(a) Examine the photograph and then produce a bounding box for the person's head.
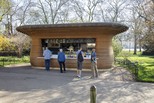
[79,47,82,50]
[59,48,63,52]
[92,48,95,52]
[46,47,48,50]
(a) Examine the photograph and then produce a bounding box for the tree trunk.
[139,39,142,52]
[18,46,23,58]
[134,35,137,55]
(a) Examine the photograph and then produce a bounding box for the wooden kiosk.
[16,22,128,69]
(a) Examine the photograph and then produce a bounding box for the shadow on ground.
[0,66,154,103]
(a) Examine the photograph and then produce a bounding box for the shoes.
[90,76,99,79]
[90,76,94,79]
[60,71,66,73]
[76,75,81,78]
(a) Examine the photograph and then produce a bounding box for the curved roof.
[16,22,128,35]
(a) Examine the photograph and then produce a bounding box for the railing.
[0,57,29,67]
[115,58,139,80]
[0,57,17,66]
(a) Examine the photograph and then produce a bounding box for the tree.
[35,0,70,24]
[0,0,12,22]
[98,0,129,52]
[134,0,154,54]
[112,38,123,58]
[1,0,33,57]
[0,35,14,51]
[98,0,128,22]
[130,8,143,54]
[14,0,34,26]
[1,0,34,36]
[11,33,31,58]
[71,0,102,22]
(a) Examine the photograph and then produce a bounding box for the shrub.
[112,39,123,57]
[0,35,15,51]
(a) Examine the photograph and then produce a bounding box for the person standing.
[43,47,52,71]
[58,48,66,73]
[91,48,98,78]
[76,47,84,78]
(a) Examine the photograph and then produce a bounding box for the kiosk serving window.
[41,38,96,55]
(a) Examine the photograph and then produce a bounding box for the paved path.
[0,66,153,103]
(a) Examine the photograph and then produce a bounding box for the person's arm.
[57,52,59,61]
[91,52,94,61]
[81,51,84,58]
[94,52,97,63]
[63,53,66,61]
[43,51,45,57]
[76,51,79,59]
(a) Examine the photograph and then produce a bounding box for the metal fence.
[0,57,17,66]
[0,56,29,67]
[115,58,140,80]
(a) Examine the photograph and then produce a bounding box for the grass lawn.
[0,56,30,67]
[129,56,154,82]
[117,51,154,82]
[116,51,154,82]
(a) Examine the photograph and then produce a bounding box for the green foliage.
[116,51,154,82]
[142,33,154,55]
[0,0,12,22]
[0,35,15,51]
[128,56,154,82]
[112,39,123,57]
[119,51,132,60]
[0,56,30,67]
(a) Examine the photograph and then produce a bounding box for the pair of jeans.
[45,59,50,71]
[59,62,66,73]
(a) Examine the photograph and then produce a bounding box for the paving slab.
[0,66,153,103]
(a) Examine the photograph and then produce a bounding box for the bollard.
[90,85,97,103]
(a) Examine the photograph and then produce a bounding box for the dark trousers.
[59,62,66,73]
[77,61,83,70]
[45,59,50,71]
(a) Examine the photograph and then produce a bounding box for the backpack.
[78,51,84,62]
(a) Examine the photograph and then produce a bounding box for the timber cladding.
[16,22,128,69]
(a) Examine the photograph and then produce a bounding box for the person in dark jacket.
[58,49,66,73]
[76,47,84,78]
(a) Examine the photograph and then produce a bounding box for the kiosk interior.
[42,38,96,59]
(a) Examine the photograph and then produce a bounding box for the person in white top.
[43,47,52,71]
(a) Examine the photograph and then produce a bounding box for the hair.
[59,48,63,52]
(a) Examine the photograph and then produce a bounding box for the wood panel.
[29,33,115,69]
[16,23,128,69]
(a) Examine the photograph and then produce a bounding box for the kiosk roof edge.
[16,22,128,35]
[17,22,128,28]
